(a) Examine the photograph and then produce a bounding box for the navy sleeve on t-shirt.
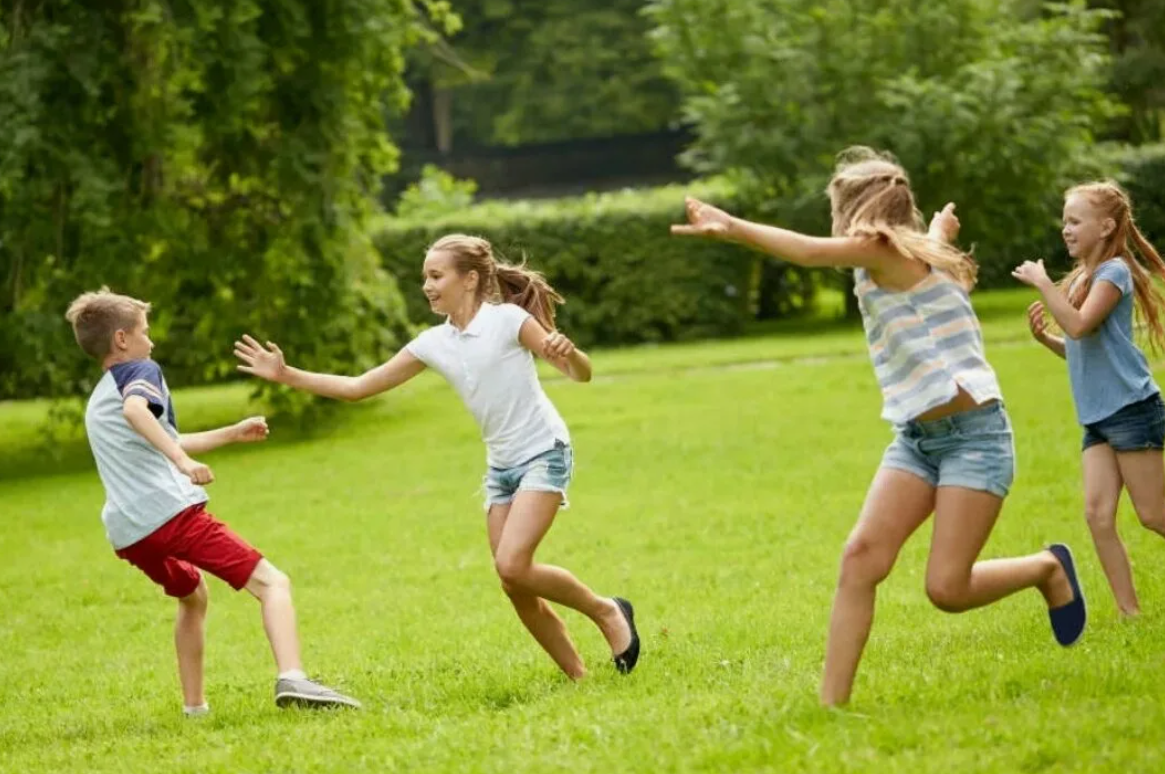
[110,359,176,427]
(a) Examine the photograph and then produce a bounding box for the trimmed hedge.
[372,180,818,347]
[372,145,1165,347]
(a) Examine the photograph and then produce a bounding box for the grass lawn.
[2,287,1163,773]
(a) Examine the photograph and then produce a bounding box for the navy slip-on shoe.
[612,597,641,675]
[1047,543,1087,647]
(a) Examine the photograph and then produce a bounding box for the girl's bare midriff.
[916,386,997,421]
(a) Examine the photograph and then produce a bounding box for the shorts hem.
[225,552,264,591]
[936,477,1009,499]
[483,486,570,512]
[1083,436,1165,453]
[165,571,204,599]
[880,461,938,488]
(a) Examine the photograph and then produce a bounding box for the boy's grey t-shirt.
[85,359,207,549]
[1066,258,1161,425]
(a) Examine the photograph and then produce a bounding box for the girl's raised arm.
[671,196,899,271]
[235,334,426,401]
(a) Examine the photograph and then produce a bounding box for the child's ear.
[112,329,127,351]
[1102,217,1117,239]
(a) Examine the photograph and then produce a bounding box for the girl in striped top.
[672,146,1085,706]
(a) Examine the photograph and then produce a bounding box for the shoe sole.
[275,691,362,710]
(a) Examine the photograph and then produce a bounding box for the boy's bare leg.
[243,559,302,673]
[243,559,360,709]
[175,577,209,709]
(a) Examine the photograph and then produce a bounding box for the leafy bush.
[395,165,479,220]
[374,179,820,346]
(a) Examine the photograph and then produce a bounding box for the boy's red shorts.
[115,503,263,598]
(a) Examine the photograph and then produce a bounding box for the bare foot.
[1038,550,1074,608]
[595,597,631,656]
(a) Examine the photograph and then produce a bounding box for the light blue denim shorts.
[483,440,573,511]
[881,401,1015,498]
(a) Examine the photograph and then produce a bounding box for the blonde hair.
[427,234,564,330]
[1059,181,1165,352]
[64,287,151,360]
[826,146,978,288]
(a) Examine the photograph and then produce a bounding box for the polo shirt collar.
[446,302,492,337]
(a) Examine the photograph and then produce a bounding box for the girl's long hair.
[827,146,978,289]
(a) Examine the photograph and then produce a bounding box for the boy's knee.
[246,560,292,598]
[180,577,209,610]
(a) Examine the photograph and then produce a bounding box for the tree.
[0,0,452,405]
[1091,0,1165,142]
[646,0,1119,293]
[420,0,680,148]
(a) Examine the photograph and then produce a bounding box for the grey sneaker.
[274,677,362,709]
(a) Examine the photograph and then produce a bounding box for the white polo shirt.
[405,302,570,468]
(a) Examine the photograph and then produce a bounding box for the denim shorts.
[483,440,573,511]
[1082,393,1165,452]
[881,401,1015,498]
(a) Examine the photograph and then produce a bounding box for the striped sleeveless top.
[854,267,1001,424]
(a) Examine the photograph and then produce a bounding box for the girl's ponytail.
[428,234,565,330]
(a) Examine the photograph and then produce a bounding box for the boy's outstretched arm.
[123,396,214,484]
[180,416,269,456]
[234,335,426,401]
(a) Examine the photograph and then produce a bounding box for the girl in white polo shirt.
[234,234,639,679]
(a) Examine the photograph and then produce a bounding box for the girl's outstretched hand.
[928,202,960,243]
[671,197,734,239]
[234,334,287,382]
[1012,259,1052,289]
[1027,300,1049,341]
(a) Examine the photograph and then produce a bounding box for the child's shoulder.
[109,359,168,400]
[491,302,532,323]
[1095,257,1132,291]
[109,358,165,380]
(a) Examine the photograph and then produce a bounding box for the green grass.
[2,288,1164,773]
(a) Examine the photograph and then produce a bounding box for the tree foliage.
[0,0,451,406]
[426,0,680,146]
[646,0,1120,286]
[1091,0,1165,142]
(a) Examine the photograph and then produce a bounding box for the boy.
[66,288,360,714]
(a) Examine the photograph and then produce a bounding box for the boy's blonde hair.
[826,146,978,289]
[65,287,151,360]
